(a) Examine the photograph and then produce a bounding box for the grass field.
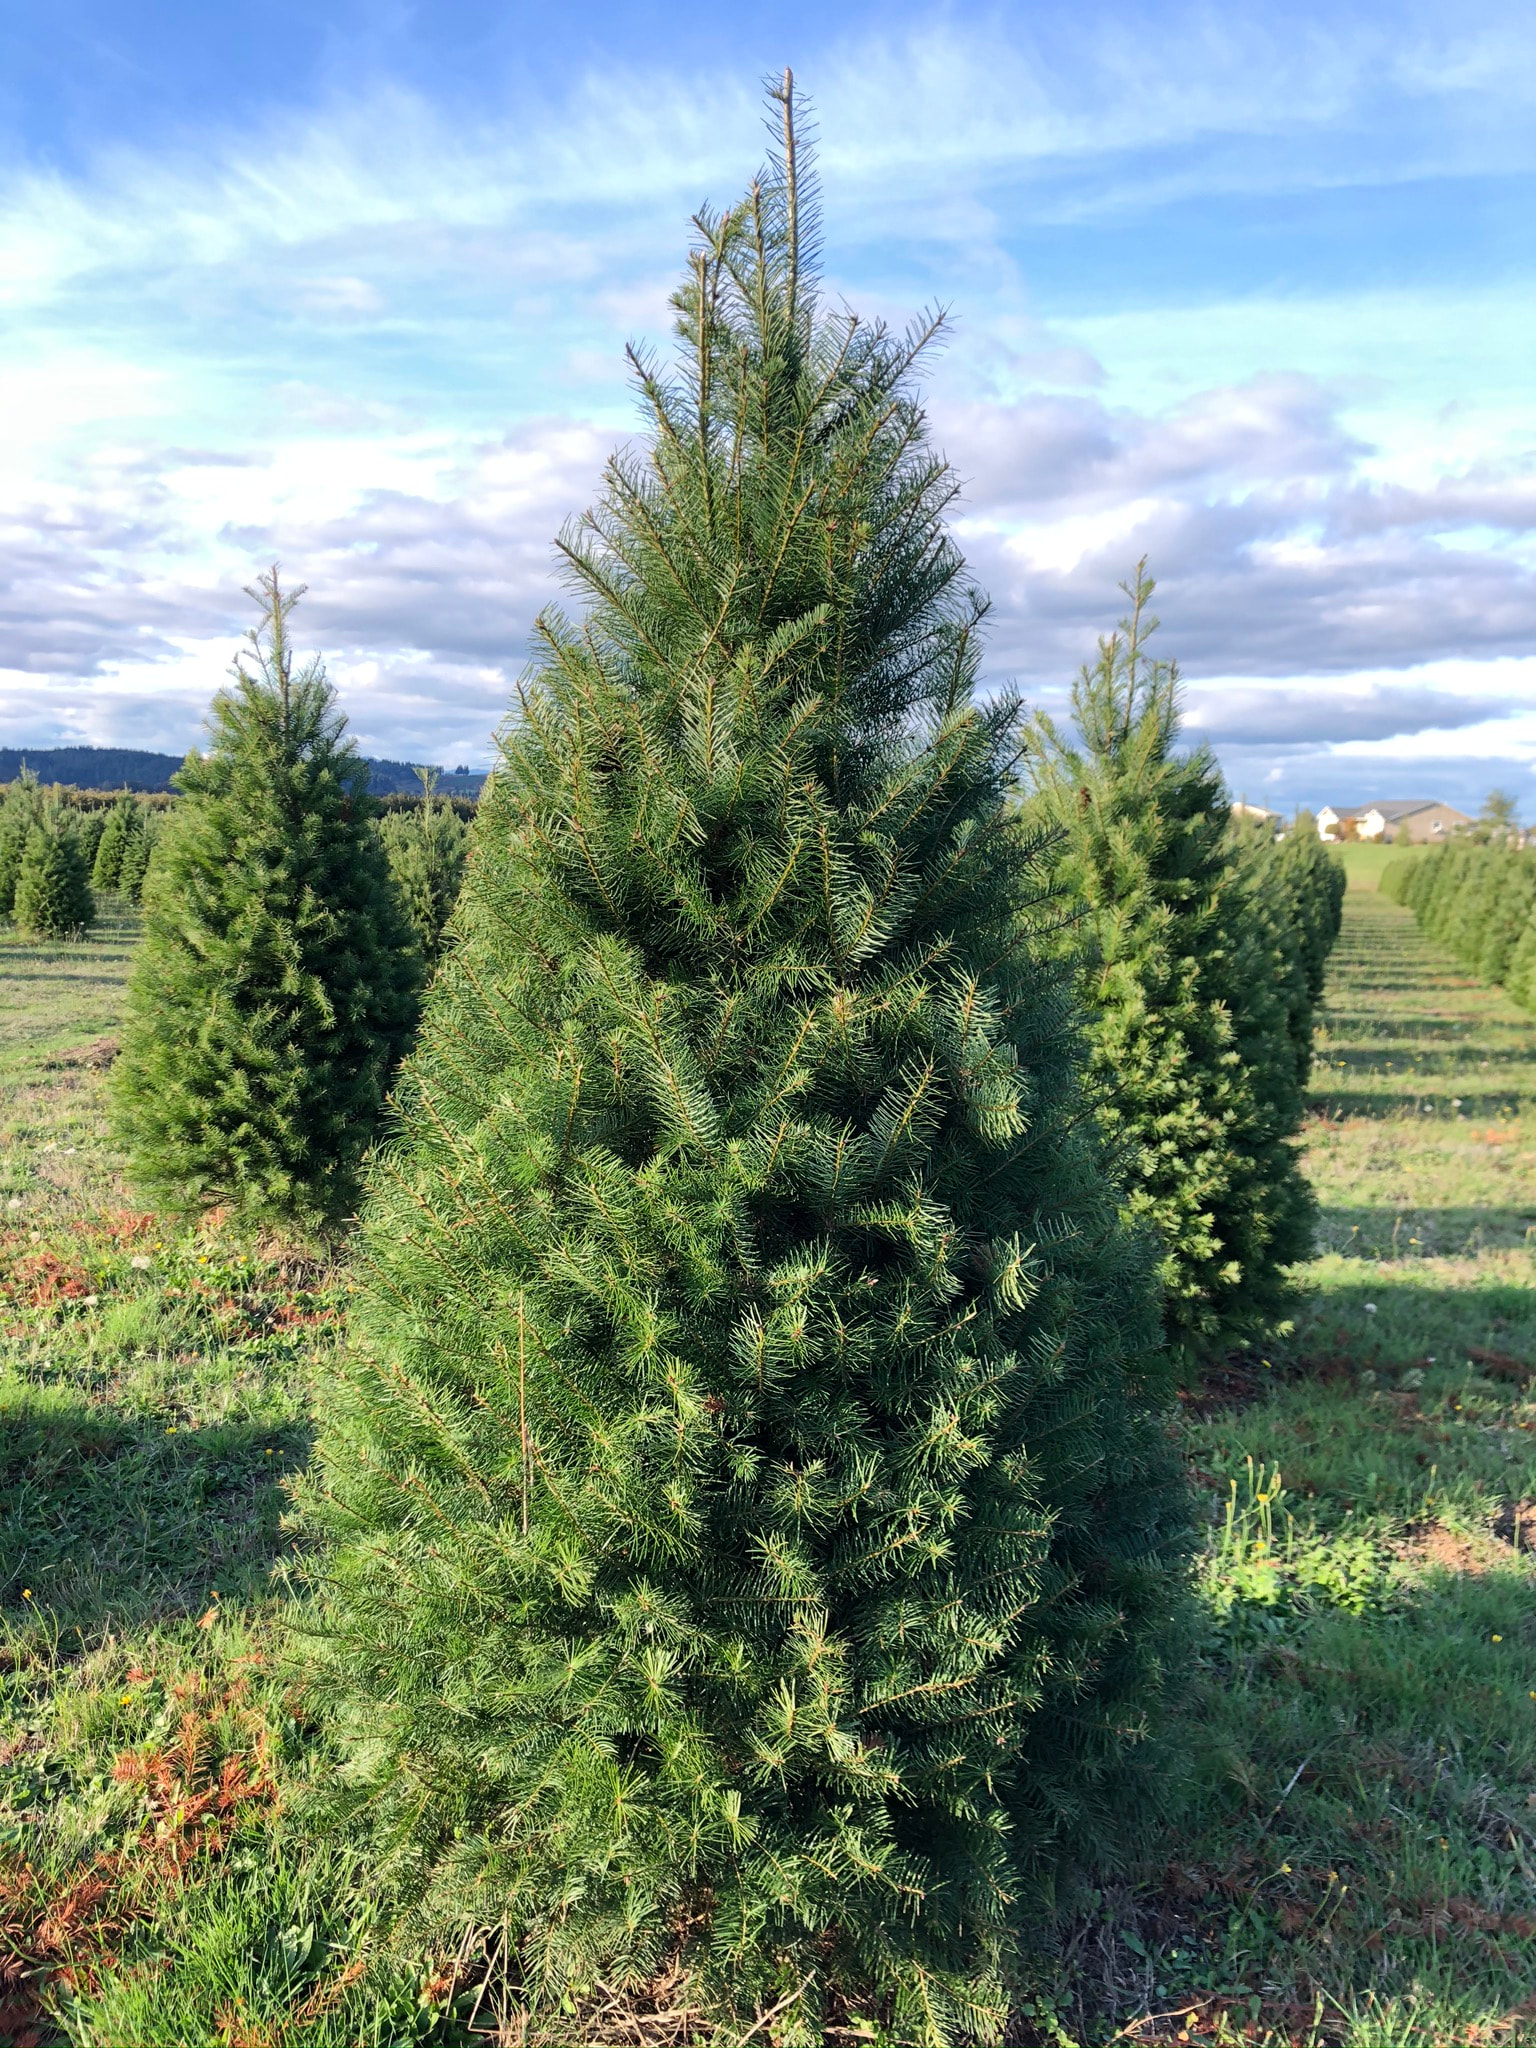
[1332,844,1402,893]
[3,883,1536,2046]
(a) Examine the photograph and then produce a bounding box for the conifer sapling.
[112,572,420,1233]
[1024,565,1315,1364]
[13,805,95,939]
[305,84,1189,2047]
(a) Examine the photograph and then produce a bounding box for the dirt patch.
[41,1038,119,1073]
[1393,1520,1497,1575]
[1493,1499,1536,1551]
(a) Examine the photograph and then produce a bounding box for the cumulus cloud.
[936,374,1536,692]
[1183,684,1514,746]
[2,365,1533,767]
[0,3,1533,781]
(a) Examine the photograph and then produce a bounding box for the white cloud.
[0,4,1532,782]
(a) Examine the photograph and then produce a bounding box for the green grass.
[1333,843,1401,892]
[6,897,1536,2045]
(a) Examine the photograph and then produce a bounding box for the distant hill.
[0,745,485,799]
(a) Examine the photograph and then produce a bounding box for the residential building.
[1315,800,1471,844]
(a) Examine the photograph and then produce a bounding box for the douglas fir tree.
[0,768,43,918]
[91,791,146,891]
[304,83,1189,2047]
[1024,567,1315,1366]
[379,771,468,965]
[112,573,420,1234]
[13,804,95,939]
[116,809,158,903]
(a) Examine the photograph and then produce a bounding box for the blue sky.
[2,1,1533,811]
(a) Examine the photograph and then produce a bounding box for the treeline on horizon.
[0,743,486,799]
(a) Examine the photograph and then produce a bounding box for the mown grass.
[4,888,1536,2045]
[1332,844,1400,894]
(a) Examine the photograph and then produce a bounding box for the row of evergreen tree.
[91,87,1348,2043]
[1382,840,1536,1004]
[0,777,158,937]
[1,751,466,958]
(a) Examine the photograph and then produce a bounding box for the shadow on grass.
[1052,1560,1536,2046]
[1317,1204,1536,1257]
[1290,1266,1536,1362]
[1320,1012,1503,1037]
[0,1387,308,1633]
[1306,1089,1531,1119]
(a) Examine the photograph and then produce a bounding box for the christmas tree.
[71,803,107,876]
[111,572,421,1234]
[115,807,158,904]
[1273,815,1345,1019]
[378,772,468,965]
[13,807,95,939]
[91,792,145,891]
[1024,565,1315,1364]
[303,85,1188,2046]
[0,768,44,918]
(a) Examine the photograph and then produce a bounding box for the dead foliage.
[91,1208,156,1246]
[1467,1346,1533,1384]
[0,1677,277,2037]
[2,1250,93,1309]
[41,1039,119,1074]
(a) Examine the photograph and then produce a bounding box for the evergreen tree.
[1023,566,1315,1364]
[1226,819,1314,1095]
[303,86,1188,2046]
[13,807,95,939]
[111,573,421,1234]
[116,807,158,904]
[1274,815,1345,1010]
[71,803,106,874]
[1245,817,1346,1091]
[378,770,468,965]
[92,792,144,890]
[0,769,44,917]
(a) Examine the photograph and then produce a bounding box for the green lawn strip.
[1333,845,1399,894]
[0,913,141,1072]
[1027,887,1536,2045]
